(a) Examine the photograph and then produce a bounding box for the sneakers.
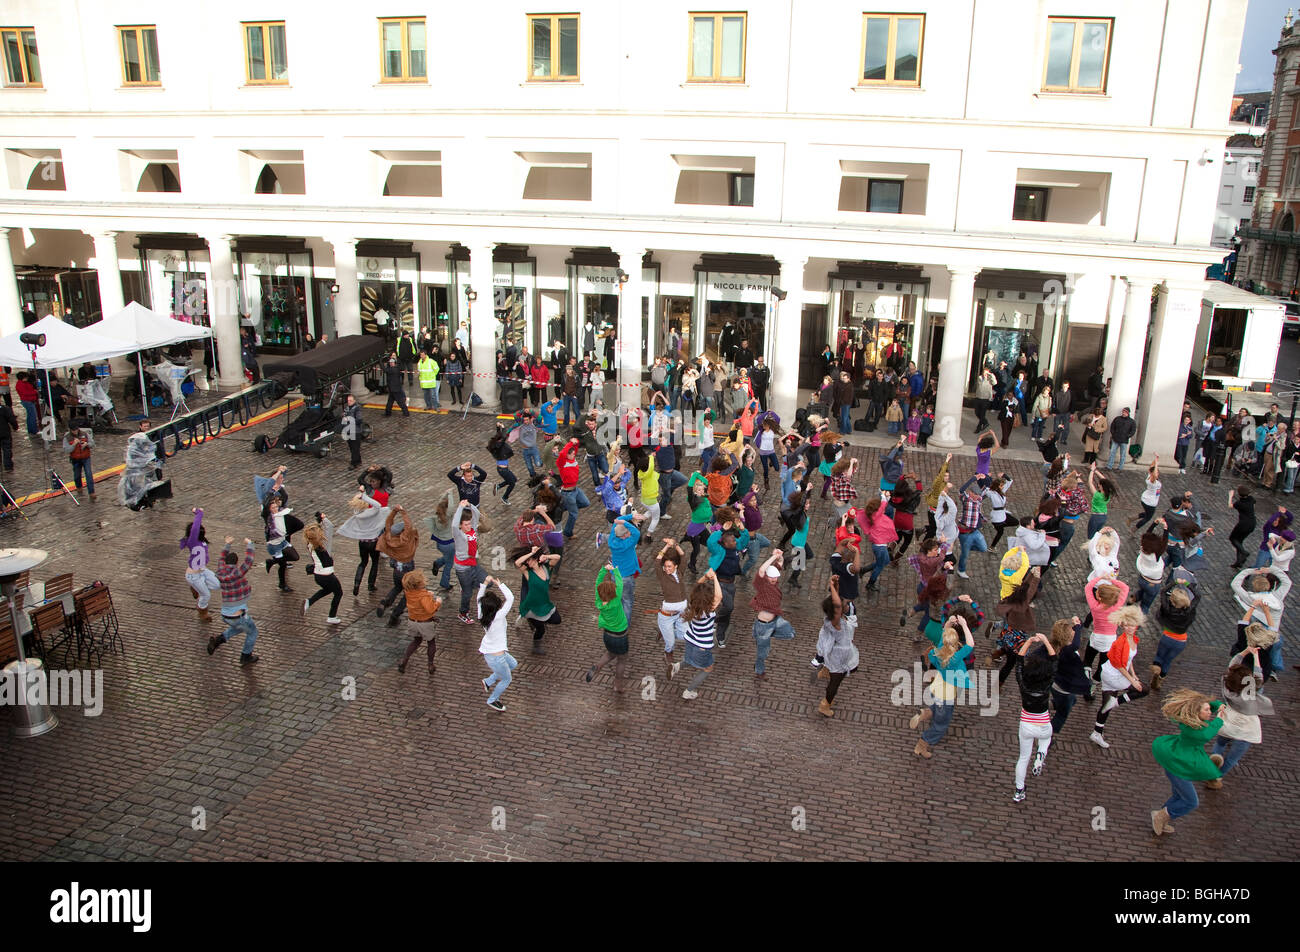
[682,689,699,700]
[486,699,506,712]
[459,612,474,624]
[1032,751,1046,776]
[482,678,492,694]
[303,598,310,616]
[809,657,823,669]
[1089,731,1110,749]
[716,635,727,649]
[595,532,606,549]
[1012,788,1027,803]
[1100,696,1119,716]
[239,653,260,666]
[956,570,969,578]
[669,661,681,679]
[326,617,341,625]
[659,513,673,520]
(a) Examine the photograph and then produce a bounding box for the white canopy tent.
[0,315,138,442]
[89,302,214,417]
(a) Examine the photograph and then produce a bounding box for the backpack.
[252,434,273,454]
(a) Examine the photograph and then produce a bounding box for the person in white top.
[933,484,958,554]
[478,577,516,710]
[985,474,1014,548]
[1230,565,1291,681]
[1128,457,1162,534]
[1086,527,1121,582]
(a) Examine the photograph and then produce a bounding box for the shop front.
[138,235,211,330]
[16,267,103,328]
[827,264,929,379]
[968,272,1065,389]
[571,263,619,364]
[493,245,536,359]
[234,238,316,355]
[357,240,420,352]
[693,255,781,368]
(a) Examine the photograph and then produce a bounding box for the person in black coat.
[0,400,16,471]
[749,357,771,409]
[383,358,410,417]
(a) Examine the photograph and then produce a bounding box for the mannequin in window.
[718,314,739,365]
[583,321,596,357]
[549,316,566,350]
[844,336,865,385]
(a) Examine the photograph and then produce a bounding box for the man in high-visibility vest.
[418,350,441,410]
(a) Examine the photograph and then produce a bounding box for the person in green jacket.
[684,471,714,574]
[585,564,630,693]
[417,351,441,410]
[1150,688,1224,836]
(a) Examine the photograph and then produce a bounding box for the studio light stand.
[21,333,79,507]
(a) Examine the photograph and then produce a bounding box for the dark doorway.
[1057,324,1106,399]
[799,305,828,390]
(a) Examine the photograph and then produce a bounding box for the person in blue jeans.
[954,479,988,577]
[1206,650,1273,789]
[1150,690,1223,836]
[560,485,589,536]
[751,551,796,676]
[208,537,261,665]
[476,577,516,711]
[62,426,96,496]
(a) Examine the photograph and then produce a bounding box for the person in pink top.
[855,492,898,591]
[1083,574,1130,693]
[737,398,760,442]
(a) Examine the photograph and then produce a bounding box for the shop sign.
[706,272,771,303]
[852,293,903,322]
[578,267,620,295]
[984,305,1036,330]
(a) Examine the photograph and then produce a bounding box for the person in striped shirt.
[681,570,722,700]
[1012,633,1058,802]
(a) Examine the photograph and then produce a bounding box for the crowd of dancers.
[178,392,1291,836]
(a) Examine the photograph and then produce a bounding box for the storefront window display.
[572,266,618,363]
[138,239,212,331]
[969,285,1063,389]
[828,276,927,377]
[235,244,316,354]
[494,260,535,358]
[359,251,419,352]
[694,272,772,366]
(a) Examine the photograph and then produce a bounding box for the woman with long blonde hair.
[1150,689,1224,836]
[910,615,973,759]
[1090,605,1147,749]
[302,519,343,624]
[1085,526,1120,581]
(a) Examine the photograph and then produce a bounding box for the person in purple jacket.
[1255,506,1294,567]
[181,507,220,624]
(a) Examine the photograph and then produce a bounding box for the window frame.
[1243,185,1256,204]
[243,20,288,85]
[117,25,161,87]
[687,12,747,84]
[858,13,924,87]
[866,178,904,213]
[1012,185,1050,222]
[378,17,428,83]
[1041,16,1112,95]
[728,171,755,207]
[1,27,40,88]
[527,13,580,82]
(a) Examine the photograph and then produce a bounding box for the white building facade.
[1213,137,1262,248]
[0,0,1247,457]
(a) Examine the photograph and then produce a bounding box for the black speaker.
[500,379,524,413]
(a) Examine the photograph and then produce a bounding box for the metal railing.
[140,380,285,459]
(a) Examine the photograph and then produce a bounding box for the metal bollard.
[4,658,59,738]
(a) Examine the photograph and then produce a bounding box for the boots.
[397,636,422,674]
[788,570,802,589]
[817,665,830,681]
[426,638,437,674]
[1151,808,1174,836]
[197,606,212,623]
[817,698,834,717]
[1149,665,1163,691]
[909,708,933,730]
[913,738,932,759]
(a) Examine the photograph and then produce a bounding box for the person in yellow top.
[998,547,1030,600]
[718,424,744,463]
[635,450,662,543]
[398,570,442,674]
[417,352,440,410]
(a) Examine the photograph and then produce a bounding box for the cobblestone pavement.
[0,392,1296,862]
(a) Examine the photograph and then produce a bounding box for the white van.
[1191,284,1285,407]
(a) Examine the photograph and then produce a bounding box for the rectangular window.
[244,21,288,84]
[1243,185,1256,203]
[118,26,161,85]
[860,14,923,86]
[1042,17,1111,93]
[528,14,579,80]
[1013,186,1049,222]
[688,12,746,82]
[1,27,40,87]
[867,179,904,213]
[379,17,426,82]
[1240,218,1251,232]
[729,172,754,206]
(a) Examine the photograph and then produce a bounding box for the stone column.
[89,230,125,320]
[929,267,979,449]
[469,242,497,409]
[616,246,645,403]
[772,254,807,424]
[330,237,361,338]
[1109,276,1158,422]
[204,234,244,389]
[0,228,24,336]
[1135,280,1204,462]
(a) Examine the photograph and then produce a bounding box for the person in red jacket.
[527,357,550,408]
[15,373,40,435]
[556,437,590,537]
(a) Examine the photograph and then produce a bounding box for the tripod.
[47,466,81,506]
[0,479,28,520]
